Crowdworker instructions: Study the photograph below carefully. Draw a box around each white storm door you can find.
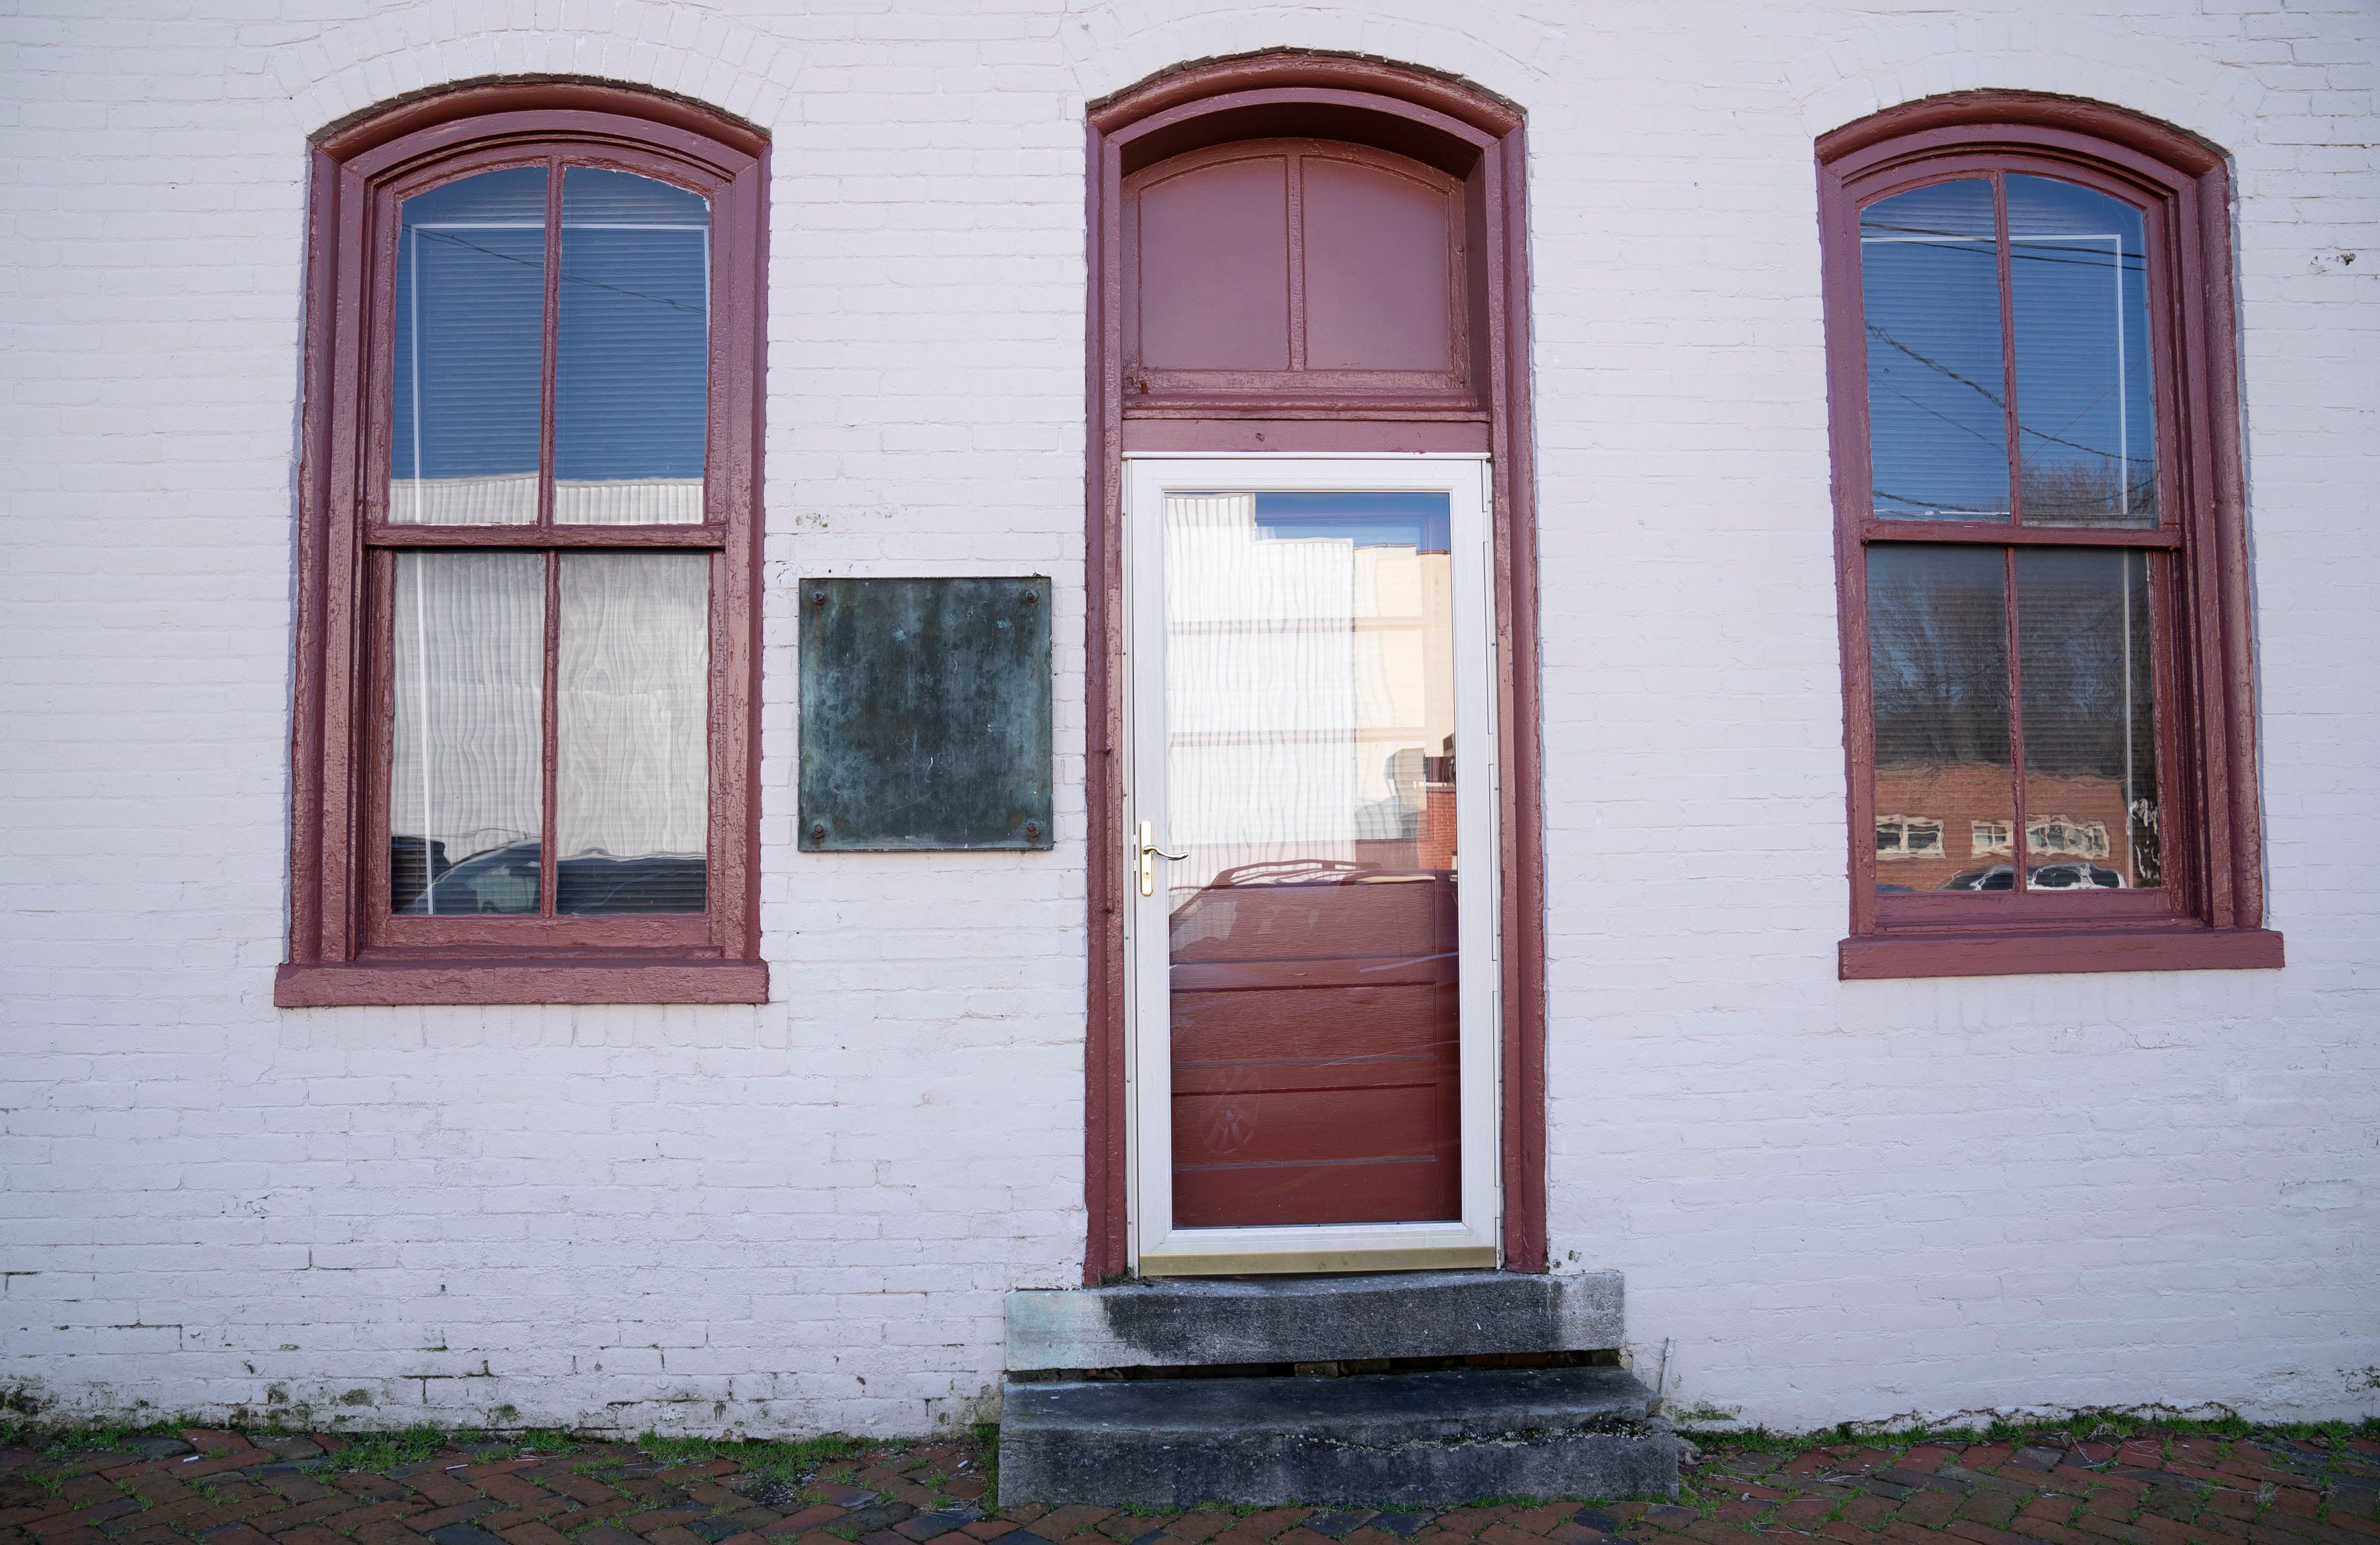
[1123,455,1501,1276]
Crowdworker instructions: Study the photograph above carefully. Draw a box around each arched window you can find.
[278,83,768,1006]
[1819,93,2279,978]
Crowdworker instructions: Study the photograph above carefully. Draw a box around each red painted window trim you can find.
[278,82,770,1008]
[1082,52,1548,1279]
[1819,93,2280,981]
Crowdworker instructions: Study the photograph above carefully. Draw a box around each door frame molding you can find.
[1083,52,1546,1281]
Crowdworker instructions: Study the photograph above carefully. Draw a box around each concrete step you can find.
[1005,1269,1623,1372]
[997,1364,1680,1508]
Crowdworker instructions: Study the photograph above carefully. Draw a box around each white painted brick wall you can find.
[1,0,2373,1438]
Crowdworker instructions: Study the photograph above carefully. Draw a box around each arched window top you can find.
[1818,90,2225,187]
[1098,54,1524,418]
[1091,50,1518,177]
[315,78,766,176]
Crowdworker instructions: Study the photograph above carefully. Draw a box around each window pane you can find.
[2009,176,2157,527]
[555,168,710,526]
[390,167,547,526]
[390,552,544,913]
[1861,179,2010,522]
[2016,549,2160,887]
[556,552,709,913]
[1164,490,1460,1227]
[1868,546,2014,893]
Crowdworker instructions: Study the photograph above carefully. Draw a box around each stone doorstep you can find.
[996,1364,1681,1509]
[1004,1271,1625,1374]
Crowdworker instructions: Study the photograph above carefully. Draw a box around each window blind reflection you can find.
[1868,546,2015,892]
[556,552,709,913]
[390,552,545,913]
[555,168,710,526]
[390,167,547,526]
[2009,176,2157,527]
[1861,179,2009,521]
[2016,549,2160,886]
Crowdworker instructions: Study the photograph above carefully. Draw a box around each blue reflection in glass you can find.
[2008,176,2157,527]
[555,168,710,524]
[1249,490,1451,552]
[391,166,547,525]
[1860,179,2009,521]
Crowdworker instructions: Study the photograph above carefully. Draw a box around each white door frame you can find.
[1122,453,1502,1277]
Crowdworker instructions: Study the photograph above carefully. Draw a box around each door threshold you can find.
[1138,1244,1496,1277]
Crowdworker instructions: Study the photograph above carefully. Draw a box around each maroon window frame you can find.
[1083,52,1548,1279]
[277,82,769,1008]
[1820,93,2281,980]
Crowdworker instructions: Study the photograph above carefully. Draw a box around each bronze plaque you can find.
[798,577,1054,850]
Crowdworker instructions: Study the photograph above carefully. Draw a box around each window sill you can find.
[274,955,768,1007]
[1840,926,2282,981]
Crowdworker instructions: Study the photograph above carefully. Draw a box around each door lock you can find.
[1137,820,1188,897]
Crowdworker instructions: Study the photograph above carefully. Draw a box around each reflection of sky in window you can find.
[1247,490,1451,552]
[557,168,709,483]
[391,166,710,485]
[1860,176,2154,524]
[2008,176,2155,525]
[393,166,546,483]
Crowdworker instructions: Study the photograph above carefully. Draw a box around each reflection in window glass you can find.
[1861,179,2008,521]
[1868,546,2013,892]
[2009,176,2157,527]
[390,552,545,912]
[1163,490,1460,1228]
[555,168,710,525]
[391,167,548,526]
[556,553,710,912]
[2016,548,2160,886]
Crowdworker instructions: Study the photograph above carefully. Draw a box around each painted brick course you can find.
[2,0,2375,1437]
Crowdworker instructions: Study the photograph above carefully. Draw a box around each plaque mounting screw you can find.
[1023,588,1038,605]
[1024,820,1043,842]
[809,820,827,842]
[810,588,827,607]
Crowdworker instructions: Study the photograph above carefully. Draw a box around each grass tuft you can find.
[331,1424,445,1472]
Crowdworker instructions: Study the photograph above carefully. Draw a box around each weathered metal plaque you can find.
[798,577,1053,851]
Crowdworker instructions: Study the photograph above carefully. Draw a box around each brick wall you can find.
[1,0,2374,1437]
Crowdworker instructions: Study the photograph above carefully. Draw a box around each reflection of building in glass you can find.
[1970,815,2109,859]
[1875,814,1944,859]
[1873,762,2139,890]
[1163,492,1455,900]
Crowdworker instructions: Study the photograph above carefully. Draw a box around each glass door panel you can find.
[1126,456,1497,1271]
[1163,490,1461,1227]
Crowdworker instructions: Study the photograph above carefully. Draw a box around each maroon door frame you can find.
[1081,52,1548,1280]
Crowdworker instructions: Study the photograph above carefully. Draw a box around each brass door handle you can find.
[1138,820,1188,896]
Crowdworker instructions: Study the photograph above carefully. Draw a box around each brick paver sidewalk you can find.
[3,1424,2375,1545]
